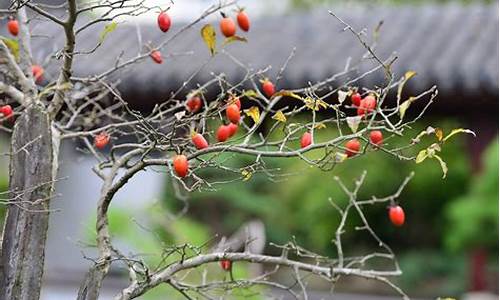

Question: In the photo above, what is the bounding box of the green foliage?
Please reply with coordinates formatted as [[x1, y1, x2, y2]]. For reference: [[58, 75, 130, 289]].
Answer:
[[444, 138, 499, 252], [166, 119, 471, 255], [84, 204, 259, 300], [0, 137, 12, 223], [397, 250, 467, 296]]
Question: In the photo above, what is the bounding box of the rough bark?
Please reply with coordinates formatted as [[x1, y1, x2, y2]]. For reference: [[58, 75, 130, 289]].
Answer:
[[0, 104, 58, 300]]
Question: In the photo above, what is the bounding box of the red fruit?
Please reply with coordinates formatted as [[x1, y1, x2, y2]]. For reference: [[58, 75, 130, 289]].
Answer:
[[220, 16, 236, 38], [357, 95, 377, 116], [369, 130, 383, 146], [389, 205, 405, 227], [226, 104, 240, 124], [150, 50, 163, 64], [262, 80, 275, 98], [227, 123, 238, 137], [345, 138, 361, 157], [236, 10, 250, 32], [216, 125, 230, 142], [31, 65, 44, 84], [351, 92, 361, 107], [94, 132, 110, 150], [186, 96, 202, 113], [191, 133, 208, 150], [173, 154, 189, 178], [0, 105, 13, 119], [230, 97, 241, 110], [157, 11, 171, 32], [364, 95, 377, 109], [300, 132, 312, 148], [7, 19, 18, 36], [220, 259, 232, 271]]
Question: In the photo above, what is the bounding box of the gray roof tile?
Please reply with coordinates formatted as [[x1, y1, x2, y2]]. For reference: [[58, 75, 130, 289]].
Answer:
[[4, 3, 498, 111]]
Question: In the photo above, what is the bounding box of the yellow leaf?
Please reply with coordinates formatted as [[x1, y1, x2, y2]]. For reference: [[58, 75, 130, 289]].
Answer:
[[415, 149, 428, 163], [434, 155, 448, 179], [404, 70, 417, 80], [435, 128, 443, 141], [442, 128, 476, 142], [99, 22, 117, 43], [241, 89, 259, 98], [201, 24, 217, 56], [241, 169, 252, 181], [272, 110, 287, 123], [399, 96, 416, 119], [274, 90, 303, 101], [397, 70, 417, 103], [303, 97, 328, 111], [244, 106, 260, 123], [314, 123, 326, 130], [222, 35, 247, 46]]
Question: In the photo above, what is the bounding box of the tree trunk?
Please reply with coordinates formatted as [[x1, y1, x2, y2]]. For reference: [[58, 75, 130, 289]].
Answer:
[[0, 105, 58, 300]]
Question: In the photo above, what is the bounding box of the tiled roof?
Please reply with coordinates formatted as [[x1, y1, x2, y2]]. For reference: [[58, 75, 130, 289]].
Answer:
[[19, 3, 500, 114]]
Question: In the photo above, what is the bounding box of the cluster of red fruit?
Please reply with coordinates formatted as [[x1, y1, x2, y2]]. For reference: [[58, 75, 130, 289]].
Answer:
[[172, 95, 243, 178], [345, 92, 382, 156], [350, 92, 377, 117], [300, 130, 383, 156], [350, 92, 407, 227], [300, 92, 383, 156], [6, 17, 44, 84], [298, 91, 406, 227], [177, 77, 276, 174], [219, 9, 250, 38]]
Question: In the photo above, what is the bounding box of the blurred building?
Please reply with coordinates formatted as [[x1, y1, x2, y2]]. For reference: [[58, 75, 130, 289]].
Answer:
[[1, 1, 498, 298]]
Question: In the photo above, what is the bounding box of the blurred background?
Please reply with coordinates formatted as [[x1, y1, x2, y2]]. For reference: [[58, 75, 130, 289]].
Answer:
[[0, 0, 498, 299]]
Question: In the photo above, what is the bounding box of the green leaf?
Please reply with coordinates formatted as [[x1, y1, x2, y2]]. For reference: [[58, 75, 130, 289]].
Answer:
[[99, 22, 117, 43], [0, 37, 19, 60], [201, 24, 217, 56], [442, 128, 476, 142]]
